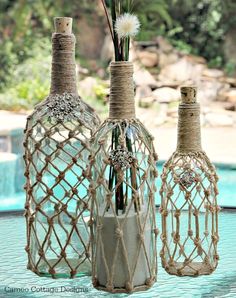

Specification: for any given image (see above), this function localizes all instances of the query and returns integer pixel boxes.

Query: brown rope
[177,103,202,153]
[50,33,78,95]
[109,62,135,119]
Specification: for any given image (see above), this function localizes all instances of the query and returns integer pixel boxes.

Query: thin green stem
[110,0,120,61]
[124,37,130,61]
[114,126,124,215]
[127,0,130,11]
[108,129,115,211]
[120,39,124,61]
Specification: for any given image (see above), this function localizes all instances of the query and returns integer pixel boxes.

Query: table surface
[0,211,236,298]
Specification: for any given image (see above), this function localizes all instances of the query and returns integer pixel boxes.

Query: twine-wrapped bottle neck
[177,86,202,153]
[109,61,136,119]
[50,32,78,95]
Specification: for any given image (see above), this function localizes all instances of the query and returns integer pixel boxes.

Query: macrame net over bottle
[23,17,100,278]
[90,62,158,293]
[160,86,219,276]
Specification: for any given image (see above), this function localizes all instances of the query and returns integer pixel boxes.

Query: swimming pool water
[1,163,235,212]
[0,211,236,298]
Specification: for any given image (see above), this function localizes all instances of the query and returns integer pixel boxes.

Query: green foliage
[0,38,51,110]
[0,0,98,110]
[93,84,107,103]
[132,0,172,40]
[224,60,236,77]
[131,0,236,72]
[165,0,236,69]
[0,0,236,111]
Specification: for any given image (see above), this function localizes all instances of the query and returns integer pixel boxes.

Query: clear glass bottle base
[165,261,215,276]
[35,258,91,278]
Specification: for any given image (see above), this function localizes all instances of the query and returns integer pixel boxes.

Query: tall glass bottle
[23,17,100,278]
[89,61,158,293]
[160,86,219,276]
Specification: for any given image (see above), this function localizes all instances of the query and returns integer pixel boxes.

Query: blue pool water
[0,211,236,298]
[215,163,236,207]
[1,162,236,212]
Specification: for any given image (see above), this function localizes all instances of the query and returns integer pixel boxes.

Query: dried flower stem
[101,0,114,43]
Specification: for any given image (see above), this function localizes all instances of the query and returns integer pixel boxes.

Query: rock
[155,80,180,89]
[137,51,159,67]
[167,106,178,118]
[202,68,224,78]
[136,41,158,48]
[186,55,206,64]
[135,85,153,100]
[204,112,234,127]
[217,84,231,101]
[79,77,98,99]
[144,46,159,53]
[223,89,236,103]
[138,96,155,108]
[156,36,173,53]
[136,85,154,108]
[158,52,179,68]
[220,77,236,87]
[158,57,206,83]
[224,103,236,111]
[152,87,179,103]
[77,64,89,75]
[197,80,227,102]
[133,64,158,87]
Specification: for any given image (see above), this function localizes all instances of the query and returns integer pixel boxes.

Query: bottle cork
[54,17,72,34]
[180,86,197,104]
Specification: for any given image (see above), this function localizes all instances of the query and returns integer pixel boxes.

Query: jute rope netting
[89,62,158,293]
[160,86,219,276]
[23,17,100,278]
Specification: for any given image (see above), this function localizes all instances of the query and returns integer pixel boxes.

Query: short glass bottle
[160,86,219,276]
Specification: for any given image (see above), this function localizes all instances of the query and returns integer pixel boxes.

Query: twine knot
[48,268,56,275]
[70,269,77,277]
[145,277,153,287]
[115,228,123,238]
[125,282,133,292]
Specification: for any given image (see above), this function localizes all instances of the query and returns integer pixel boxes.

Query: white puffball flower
[115,13,140,39]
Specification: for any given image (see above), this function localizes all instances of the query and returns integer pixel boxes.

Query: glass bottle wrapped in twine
[160,86,219,276]
[89,61,158,293]
[23,17,100,278]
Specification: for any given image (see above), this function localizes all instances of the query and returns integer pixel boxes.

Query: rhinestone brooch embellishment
[180,171,195,188]
[109,145,135,171]
[46,92,80,121]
